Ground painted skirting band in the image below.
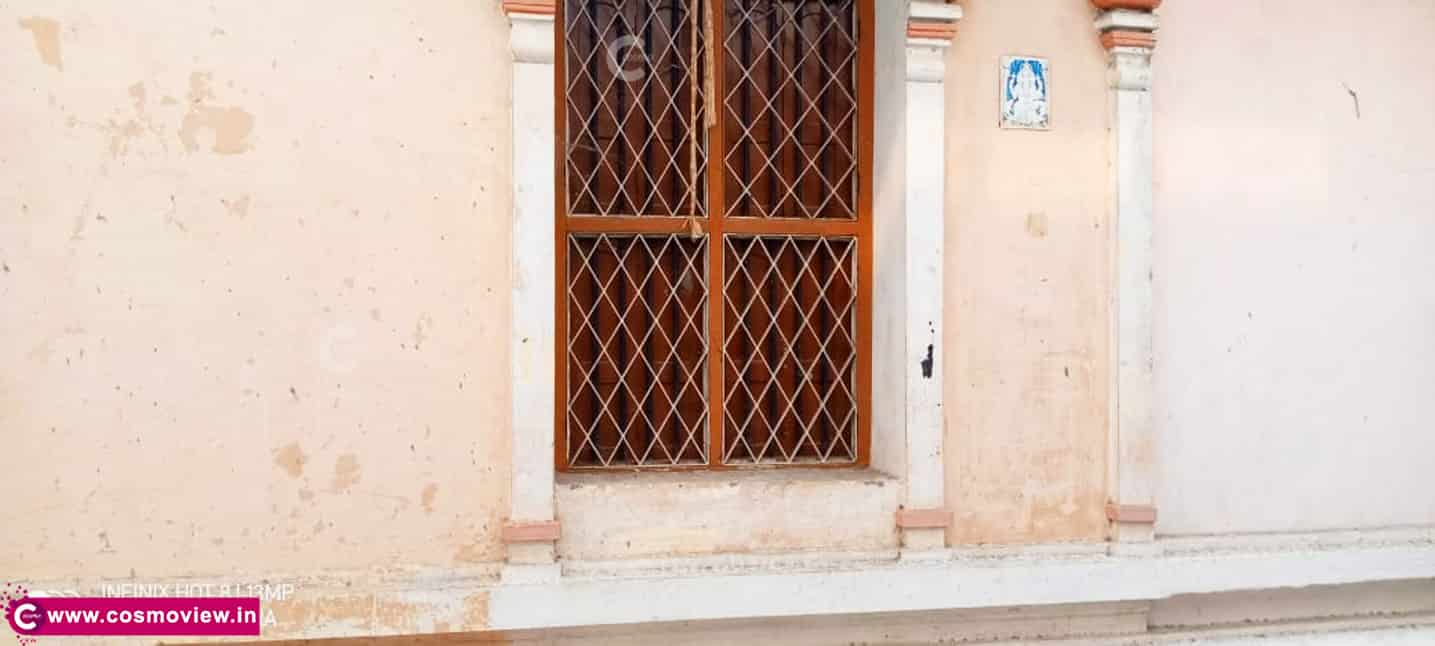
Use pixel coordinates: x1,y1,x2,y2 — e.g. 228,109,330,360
502,520,561,543
502,0,555,17
1105,503,1157,524
896,508,954,529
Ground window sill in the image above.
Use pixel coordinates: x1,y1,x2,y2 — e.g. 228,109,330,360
555,468,901,561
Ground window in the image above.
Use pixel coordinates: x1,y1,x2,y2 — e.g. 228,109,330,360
557,0,873,470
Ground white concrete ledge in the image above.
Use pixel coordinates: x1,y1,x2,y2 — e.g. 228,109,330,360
18,529,1432,641
487,527,1435,630
1080,620,1435,645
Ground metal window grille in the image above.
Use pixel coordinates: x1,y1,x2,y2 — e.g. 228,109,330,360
558,0,870,471
564,0,709,218
566,235,709,467
723,236,857,464
722,0,859,220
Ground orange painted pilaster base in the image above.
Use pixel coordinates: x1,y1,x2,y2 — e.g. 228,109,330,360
502,520,561,544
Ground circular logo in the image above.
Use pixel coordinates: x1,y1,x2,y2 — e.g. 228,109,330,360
6,598,46,634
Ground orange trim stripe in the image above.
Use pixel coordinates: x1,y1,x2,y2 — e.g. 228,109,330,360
1091,0,1161,9
502,520,561,543
1105,504,1158,524
896,508,954,529
1099,30,1157,51
502,0,555,16
907,22,957,41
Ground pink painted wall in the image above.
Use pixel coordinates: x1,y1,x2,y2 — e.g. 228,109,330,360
19,0,1410,601
942,0,1112,545
1153,1,1435,534
0,1,515,583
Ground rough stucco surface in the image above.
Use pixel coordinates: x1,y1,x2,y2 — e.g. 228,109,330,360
1153,1,1435,535
556,471,899,561
941,0,1111,545
0,1,514,581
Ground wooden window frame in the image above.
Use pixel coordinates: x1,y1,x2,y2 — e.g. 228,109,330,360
554,0,875,472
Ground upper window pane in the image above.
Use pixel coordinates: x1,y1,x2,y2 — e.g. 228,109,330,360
722,0,859,220
564,0,710,218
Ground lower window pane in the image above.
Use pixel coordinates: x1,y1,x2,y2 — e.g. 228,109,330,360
722,235,858,464
566,234,709,468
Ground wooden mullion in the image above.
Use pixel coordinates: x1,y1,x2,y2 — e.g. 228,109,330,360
705,0,726,467
555,1,570,471
854,0,873,466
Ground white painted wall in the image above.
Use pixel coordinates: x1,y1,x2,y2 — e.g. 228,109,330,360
1153,1,1435,535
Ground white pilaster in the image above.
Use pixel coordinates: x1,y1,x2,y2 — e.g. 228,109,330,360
1095,6,1159,551
505,3,560,582
897,0,960,555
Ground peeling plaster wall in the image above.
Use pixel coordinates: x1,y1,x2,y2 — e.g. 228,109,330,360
0,2,1431,642
1153,1,1435,535
0,0,514,583
941,0,1112,545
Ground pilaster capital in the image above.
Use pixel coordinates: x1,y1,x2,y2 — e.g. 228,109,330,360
907,1,961,82
1092,1,1158,89
907,1,961,46
504,0,556,64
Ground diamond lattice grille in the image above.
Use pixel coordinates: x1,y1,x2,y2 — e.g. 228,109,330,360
560,1,870,471
722,236,857,464
567,234,710,468
723,0,858,219
565,0,709,218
